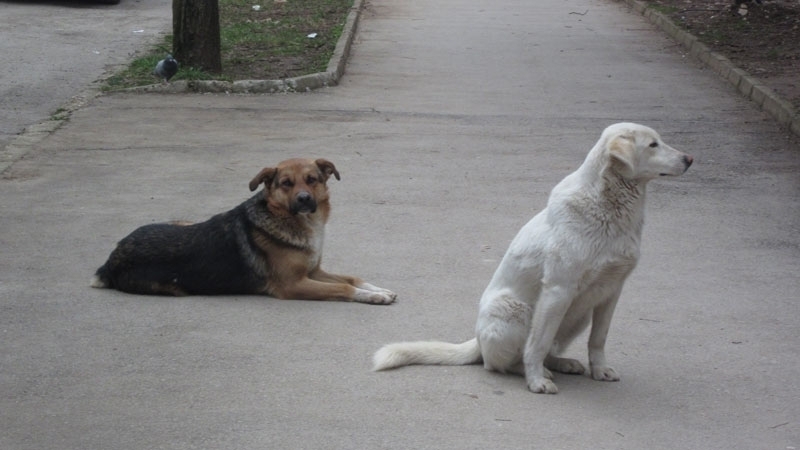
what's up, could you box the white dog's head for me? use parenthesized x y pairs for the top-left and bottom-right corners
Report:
(601, 122), (693, 180)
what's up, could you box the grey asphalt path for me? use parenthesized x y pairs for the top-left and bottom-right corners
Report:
(0, 0), (171, 151)
(2, 0), (799, 449)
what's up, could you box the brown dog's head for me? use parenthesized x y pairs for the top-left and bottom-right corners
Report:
(248, 158), (340, 215)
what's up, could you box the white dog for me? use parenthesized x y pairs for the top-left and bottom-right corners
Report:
(373, 123), (693, 394)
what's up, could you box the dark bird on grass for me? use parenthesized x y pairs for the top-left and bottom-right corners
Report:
(153, 55), (178, 83)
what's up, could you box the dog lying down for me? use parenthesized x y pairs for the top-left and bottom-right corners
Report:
(91, 158), (397, 305)
(373, 123), (693, 393)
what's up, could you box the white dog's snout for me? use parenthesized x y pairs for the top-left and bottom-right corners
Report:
(651, 142), (694, 177)
(683, 154), (694, 171)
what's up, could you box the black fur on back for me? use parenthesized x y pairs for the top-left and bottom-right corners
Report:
(94, 193), (280, 296)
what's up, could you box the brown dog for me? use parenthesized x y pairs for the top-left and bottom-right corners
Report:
(90, 158), (397, 304)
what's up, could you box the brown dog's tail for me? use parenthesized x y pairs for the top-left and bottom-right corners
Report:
(90, 265), (111, 289)
(372, 338), (481, 371)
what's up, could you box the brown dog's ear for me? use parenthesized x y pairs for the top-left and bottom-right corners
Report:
(608, 135), (636, 178)
(249, 167), (278, 192)
(315, 158), (340, 181)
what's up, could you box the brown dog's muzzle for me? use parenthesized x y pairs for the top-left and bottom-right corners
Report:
(290, 191), (317, 214)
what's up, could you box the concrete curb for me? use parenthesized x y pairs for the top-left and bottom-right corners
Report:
(130, 0), (363, 94)
(622, 0), (800, 137)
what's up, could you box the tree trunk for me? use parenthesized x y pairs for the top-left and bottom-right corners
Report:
(172, 0), (222, 74)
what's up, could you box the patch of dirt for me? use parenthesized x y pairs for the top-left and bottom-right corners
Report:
(646, 0), (800, 110)
(220, 0), (352, 81)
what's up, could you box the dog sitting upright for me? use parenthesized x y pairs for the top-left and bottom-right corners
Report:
(372, 123), (692, 392)
(91, 158), (397, 305)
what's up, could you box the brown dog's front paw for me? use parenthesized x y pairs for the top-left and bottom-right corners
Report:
(355, 289), (397, 305)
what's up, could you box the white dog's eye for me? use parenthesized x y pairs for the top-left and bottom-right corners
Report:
(649, 142), (659, 148)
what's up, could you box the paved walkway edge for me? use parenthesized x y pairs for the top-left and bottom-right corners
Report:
(0, 92), (99, 174)
(622, 0), (800, 137)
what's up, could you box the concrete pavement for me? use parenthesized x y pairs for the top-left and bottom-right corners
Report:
(1, 0), (798, 449)
(0, 0), (172, 152)
(622, 0), (800, 137)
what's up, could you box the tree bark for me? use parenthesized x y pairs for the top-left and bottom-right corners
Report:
(172, 0), (222, 74)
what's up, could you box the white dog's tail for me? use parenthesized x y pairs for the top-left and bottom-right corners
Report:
(372, 338), (481, 371)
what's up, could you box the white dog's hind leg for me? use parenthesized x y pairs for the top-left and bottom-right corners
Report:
(476, 290), (530, 374)
(478, 323), (525, 374)
(544, 354), (585, 375)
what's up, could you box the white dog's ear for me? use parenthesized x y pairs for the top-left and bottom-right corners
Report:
(608, 135), (636, 178)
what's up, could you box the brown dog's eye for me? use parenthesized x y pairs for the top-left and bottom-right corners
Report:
(280, 179), (293, 188)
(649, 142), (659, 148)
(307, 176), (317, 185)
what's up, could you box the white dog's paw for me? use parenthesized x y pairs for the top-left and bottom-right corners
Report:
(548, 357), (586, 375)
(590, 365), (620, 382)
(527, 376), (559, 394)
(354, 288), (397, 305)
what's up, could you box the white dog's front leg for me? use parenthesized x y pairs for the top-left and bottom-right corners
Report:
(524, 285), (573, 394)
(588, 293), (621, 382)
